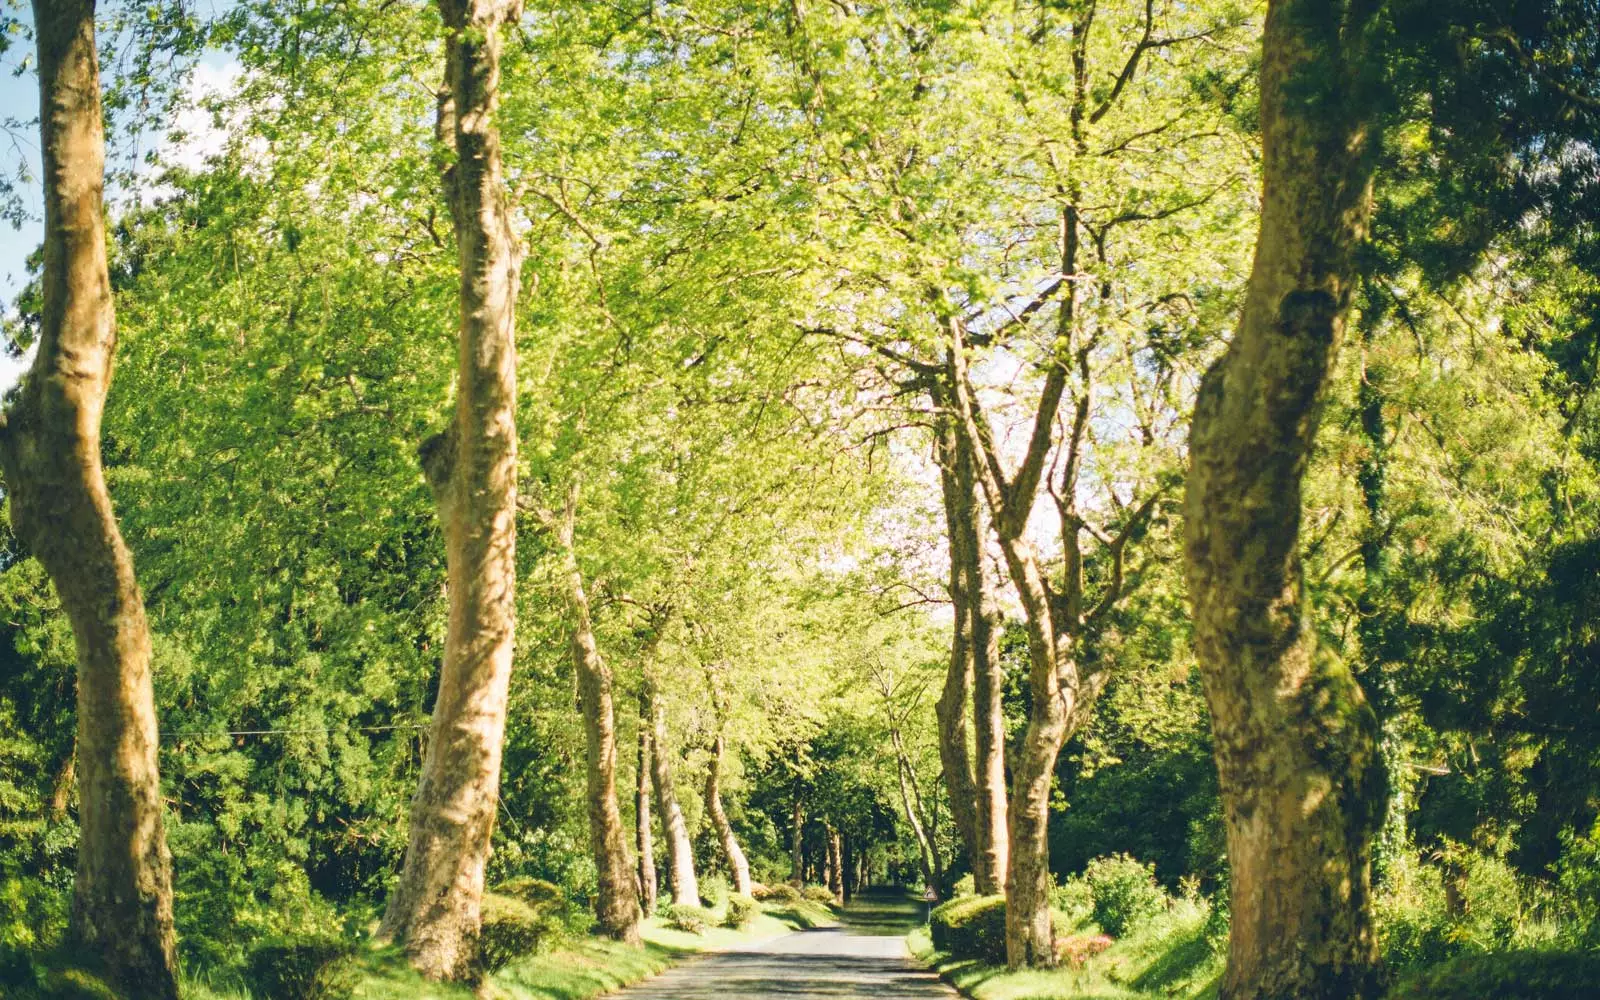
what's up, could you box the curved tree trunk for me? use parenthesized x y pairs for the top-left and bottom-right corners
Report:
(557, 516), (641, 943)
(0, 4), (178, 994)
(635, 693), (658, 914)
(1183, 4), (1385, 998)
(377, 0), (522, 979)
(705, 732), (752, 897)
(646, 675), (699, 906)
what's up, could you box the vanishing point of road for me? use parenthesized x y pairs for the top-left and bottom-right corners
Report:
(612, 892), (959, 1000)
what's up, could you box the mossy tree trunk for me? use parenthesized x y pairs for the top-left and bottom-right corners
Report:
(705, 732), (752, 897)
(0, 3), (178, 994)
(1183, 2), (1386, 997)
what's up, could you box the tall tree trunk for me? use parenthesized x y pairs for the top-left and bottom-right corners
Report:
(556, 512), (641, 944)
(790, 795), (805, 886)
(635, 693), (658, 914)
(1183, 3), (1385, 998)
(705, 732), (752, 897)
(841, 835), (855, 902)
(826, 825), (844, 903)
(0, 4), (178, 993)
(645, 674), (699, 906)
(378, 0), (522, 979)
(932, 399), (983, 889)
(889, 724), (938, 893)
(969, 549), (1008, 895)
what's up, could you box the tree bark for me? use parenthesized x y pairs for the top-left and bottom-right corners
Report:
(1183, 3), (1385, 998)
(635, 692), (658, 914)
(645, 674), (699, 906)
(378, 0), (522, 979)
(0, 4), (178, 994)
(931, 401), (983, 889)
(826, 825), (844, 903)
(556, 514), (641, 943)
(969, 549), (1008, 896)
(933, 387), (1011, 896)
(790, 795), (805, 886)
(705, 732), (752, 897)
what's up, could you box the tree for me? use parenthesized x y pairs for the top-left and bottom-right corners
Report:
(0, 2), (180, 994)
(1183, 1), (1388, 997)
(378, 0), (522, 979)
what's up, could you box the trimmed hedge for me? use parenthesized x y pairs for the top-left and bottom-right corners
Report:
(803, 885), (836, 905)
(723, 894), (758, 929)
(244, 936), (360, 1000)
(1388, 950), (1600, 1000)
(753, 884), (802, 904)
(666, 904), (709, 934)
(478, 892), (556, 973)
(929, 895), (1009, 964)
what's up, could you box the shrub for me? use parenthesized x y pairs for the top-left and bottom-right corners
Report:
(951, 874), (976, 899)
(1052, 874), (1094, 921)
(666, 903), (709, 934)
(1558, 820), (1600, 946)
(493, 877), (565, 909)
(803, 885), (836, 905)
(723, 894), (758, 929)
(1388, 950), (1600, 1000)
(700, 874), (729, 909)
(929, 895), (1009, 964)
(244, 936), (360, 1000)
(1056, 933), (1114, 969)
(753, 883), (802, 904)
(478, 892), (555, 973)
(1085, 854), (1167, 937)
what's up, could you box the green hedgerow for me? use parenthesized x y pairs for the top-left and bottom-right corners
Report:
(929, 895), (1009, 964)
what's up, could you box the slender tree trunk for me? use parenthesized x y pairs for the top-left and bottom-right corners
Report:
(1183, 3), (1385, 998)
(970, 550), (1009, 895)
(932, 400), (982, 888)
(826, 826), (844, 903)
(0, 4), (178, 993)
(790, 795), (805, 886)
(645, 675), (699, 906)
(705, 732), (752, 896)
(557, 521), (641, 943)
(842, 835), (854, 902)
(635, 694), (658, 914)
(889, 727), (937, 893)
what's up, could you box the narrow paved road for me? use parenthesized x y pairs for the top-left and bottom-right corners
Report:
(613, 893), (956, 1000)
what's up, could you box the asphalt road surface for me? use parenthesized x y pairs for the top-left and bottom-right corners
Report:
(612, 894), (956, 1000)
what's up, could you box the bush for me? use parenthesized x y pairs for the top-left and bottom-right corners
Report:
(1388, 950), (1600, 1000)
(478, 892), (556, 973)
(244, 936), (360, 1000)
(753, 883), (802, 904)
(723, 894), (758, 929)
(700, 873), (729, 909)
(1052, 874), (1094, 921)
(1085, 854), (1167, 937)
(951, 874), (976, 899)
(493, 877), (565, 909)
(666, 904), (709, 934)
(929, 895), (1009, 964)
(803, 885), (836, 905)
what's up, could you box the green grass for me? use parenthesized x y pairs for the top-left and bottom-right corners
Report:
(909, 900), (1222, 1000)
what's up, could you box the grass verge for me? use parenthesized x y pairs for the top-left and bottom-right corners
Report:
(175, 899), (838, 1000)
(908, 900), (1222, 1000)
